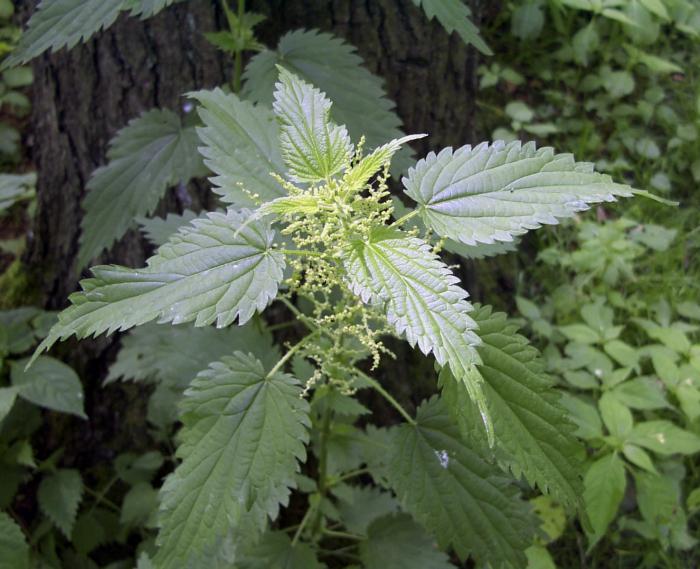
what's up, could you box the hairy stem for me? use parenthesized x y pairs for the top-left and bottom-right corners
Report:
(232, 0), (245, 93)
(312, 400), (333, 539)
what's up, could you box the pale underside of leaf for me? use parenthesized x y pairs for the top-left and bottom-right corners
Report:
(403, 141), (634, 246)
(273, 67), (353, 182)
(441, 305), (585, 510)
(79, 109), (204, 269)
(191, 89), (286, 205)
(342, 227), (490, 434)
(154, 353), (310, 569)
(387, 396), (532, 568)
(138, 210), (201, 247)
(35, 210), (284, 362)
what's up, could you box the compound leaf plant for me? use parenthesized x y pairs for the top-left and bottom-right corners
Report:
(31, 66), (640, 568)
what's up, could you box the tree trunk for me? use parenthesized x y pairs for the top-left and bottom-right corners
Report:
(17, 0), (485, 465)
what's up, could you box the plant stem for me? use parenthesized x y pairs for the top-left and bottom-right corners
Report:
(329, 467), (369, 487)
(88, 474), (119, 515)
(232, 0), (245, 93)
(390, 208), (421, 228)
(353, 368), (416, 425)
(323, 529), (363, 541)
(311, 401), (333, 539)
(291, 502), (316, 547)
(266, 329), (320, 378)
(84, 486), (121, 513)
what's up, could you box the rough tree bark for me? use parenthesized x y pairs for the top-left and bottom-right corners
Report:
(17, 0), (487, 469)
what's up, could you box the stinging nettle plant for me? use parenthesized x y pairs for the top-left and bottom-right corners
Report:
(32, 67), (642, 568)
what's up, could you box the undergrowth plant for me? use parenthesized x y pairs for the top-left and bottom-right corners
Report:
(516, 218), (700, 568)
(22, 64), (652, 568)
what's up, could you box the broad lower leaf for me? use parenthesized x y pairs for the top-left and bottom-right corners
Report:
(128, 0), (178, 18)
(412, 0), (491, 54)
(38, 468), (84, 537)
(0, 512), (29, 569)
(441, 305), (585, 510)
(583, 453), (626, 546)
(238, 531), (325, 569)
(334, 485), (399, 536)
(403, 141), (633, 246)
(273, 67), (353, 182)
(342, 227), (489, 435)
(154, 353), (310, 568)
(3, 0), (179, 68)
(107, 320), (279, 388)
(35, 210), (285, 361)
(191, 89), (286, 205)
(242, 30), (410, 172)
(387, 396), (533, 568)
(360, 513), (455, 569)
(11, 356), (86, 418)
(78, 109), (205, 268)
(138, 210), (200, 247)
(2, 0), (122, 68)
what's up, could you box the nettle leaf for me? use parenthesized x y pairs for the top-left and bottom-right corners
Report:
(127, 0), (179, 19)
(38, 468), (84, 537)
(79, 109), (205, 268)
(35, 210), (284, 361)
(342, 227), (489, 434)
(360, 513), (455, 569)
(387, 397), (533, 568)
(441, 305), (585, 510)
(0, 512), (29, 569)
(107, 320), (278, 388)
(242, 29), (410, 172)
(411, 0), (492, 54)
(3, 0), (179, 68)
(2, 0), (122, 68)
(273, 68), (353, 182)
(138, 210), (200, 247)
(334, 485), (399, 536)
(191, 89), (285, 205)
(238, 531), (325, 569)
(403, 141), (633, 246)
(154, 353), (310, 568)
(11, 356), (86, 418)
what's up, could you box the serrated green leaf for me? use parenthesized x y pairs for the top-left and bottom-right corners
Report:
(107, 320), (279, 388)
(273, 67), (353, 182)
(403, 141), (633, 246)
(0, 387), (18, 422)
(127, 0), (178, 18)
(120, 482), (158, 527)
(411, 0), (491, 54)
(441, 305), (585, 510)
(360, 513), (455, 569)
(2, 0), (122, 68)
(387, 396), (533, 568)
(0, 173), (35, 213)
(78, 109), (204, 268)
(191, 89), (286, 205)
(10, 356), (85, 418)
(242, 30), (410, 172)
(238, 531), (325, 569)
(342, 227), (489, 436)
(583, 453), (626, 546)
(35, 210), (285, 362)
(0, 511), (29, 569)
(3, 0), (179, 68)
(345, 134), (426, 190)
(154, 353), (310, 568)
(38, 468), (83, 537)
(334, 485), (398, 536)
(138, 210), (200, 247)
